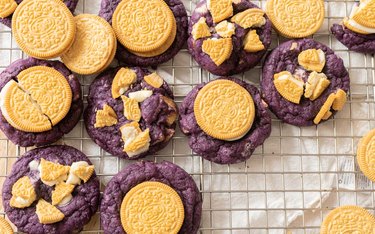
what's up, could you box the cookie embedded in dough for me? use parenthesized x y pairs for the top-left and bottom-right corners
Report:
(230, 8), (265, 29)
(192, 17), (212, 40)
(298, 49), (326, 72)
(111, 68), (137, 99)
(304, 71), (331, 101)
(10, 176), (36, 208)
(94, 104), (118, 128)
(243, 30), (265, 52)
(202, 38), (233, 66)
(36, 199), (65, 224)
(215, 20), (235, 38)
(273, 71), (304, 104)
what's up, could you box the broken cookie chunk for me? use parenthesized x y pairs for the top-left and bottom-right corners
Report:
(230, 8), (265, 29)
(298, 49), (326, 72)
(122, 96), (141, 122)
(39, 159), (70, 187)
(111, 68), (137, 99)
(304, 72), (331, 101)
(52, 182), (75, 206)
(144, 72), (164, 88)
(215, 20), (235, 38)
(36, 199), (65, 224)
(202, 38), (233, 66)
(10, 176), (36, 208)
(192, 17), (212, 40)
(273, 71), (304, 104)
(94, 104), (118, 128)
(243, 30), (264, 52)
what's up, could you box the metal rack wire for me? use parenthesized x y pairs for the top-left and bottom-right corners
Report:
(0, 0), (374, 233)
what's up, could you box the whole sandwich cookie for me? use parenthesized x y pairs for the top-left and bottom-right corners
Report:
(0, 58), (83, 147)
(2, 145), (100, 234)
(320, 205), (375, 234)
(265, 0), (324, 38)
(101, 161), (202, 234)
(261, 39), (350, 126)
(11, 0), (76, 59)
(331, 0), (375, 54)
(0, 0), (78, 28)
(357, 128), (375, 182)
(188, 0), (272, 76)
(179, 77), (272, 164)
(99, 0), (188, 67)
(0, 217), (13, 234)
(84, 67), (178, 159)
(61, 14), (117, 75)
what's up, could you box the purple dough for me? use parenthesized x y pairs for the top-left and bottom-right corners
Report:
(331, 24), (375, 54)
(0, 58), (83, 147)
(261, 39), (350, 126)
(188, 0), (272, 76)
(2, 145), (100, 234)
(100, 160), (202, 234)
(99, 0), (188, 67)
(179, 77), (272, 164)
(84, 67), (178, 159)
(0, 0), (78, 28)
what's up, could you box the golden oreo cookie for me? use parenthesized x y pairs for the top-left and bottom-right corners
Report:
(265, 0), (324, 38)
(0, 217), (13, 234)
(120, 181), (184, 234)
(0, 0), (17, 18)
(17, 66), (72, 126)
(61, 14), (116, 75)
(36, 199), (65, 224)
(112, 0), (176, 53)
(352, 0), (375, 29)
(313, 93), (335, 125)
(12, 0), (75, 59)
(357, 128), (375, 182)
(0, 80), (51, 132)
(321, 205), (375, 234)
(194, 79), (255, 141)
(207, 0), (233, 23)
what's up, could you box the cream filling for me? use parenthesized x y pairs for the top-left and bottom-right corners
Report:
(66, 161), (89, 185)
(126, 143), (150, 157)
(29, 160), (39, 171)
(14, 196), (33, 206)
(128, 90), (153, 102)
(58, 194), (73, 207)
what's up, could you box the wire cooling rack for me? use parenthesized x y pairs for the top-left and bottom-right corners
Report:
(0, 0), (375, 233)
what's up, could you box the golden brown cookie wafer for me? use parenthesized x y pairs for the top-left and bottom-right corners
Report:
(0, 217), (13, 234)
(273, 71), (304, 104)
(0, 0), (17, 18)
(352, 0), (375, 29)
(120, 181), (184, 233)
(192, 17), (211, 40)
(343, 17), (369, 34)
(0, 80), (51, 132)
(61, 14), (117, 75)
(266, 0), (324, 38)
(112, 0), (175, 53)
(17, 66), (72, 126)
(144, 72), (164, 88)
(357, 128), (375, 182)
(111, 68), (137, 99)
(10, 176), (36, 208)
(298, 49), (326, 72)
(128, 17), (177, 57)
(12, 0), (76, 59)
(207, 0), (233, 23)
(243, 30), (265, 52)
(332, 89), (347, 111)
(52, 182), (75, 206)
(313, 93), (335, 124)
(36, 199), (65, 224)
(94, 104), (118, 128)
(194, 79), (255, 141)
(230, 8), (265, 29)
(202, 38), (233, 66)
(320, 205), (375, 234)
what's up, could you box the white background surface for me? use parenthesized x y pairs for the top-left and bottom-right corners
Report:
(0, 0), (375, 233)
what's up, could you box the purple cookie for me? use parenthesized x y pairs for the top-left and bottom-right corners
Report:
(188, 0), (272, 76)
(2, 145), (100, 234)
(0, 58), (83, 147)
(100, 160), (202, 234)
(261, 39), (350, 126)
(0, 0), (78, 28)
(84, 67), (178, 159)
(99, 0), (188, 67)
(179, 77), (272, 164)
(331, 24), (375, 54)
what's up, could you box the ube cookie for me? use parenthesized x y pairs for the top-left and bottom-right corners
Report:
(261, 39), (350, 126)
(331, 1), (375, 54)
(2, 145), (100, 233)
(188, 0), (272, 76)
(84, 67), (178, 159)
(101, 160), (202, 234)
(0, 58), (83, 147)
(179, 77), (272, 164)
(99, 0), (188, 67)
(0, 0), (78, 28)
